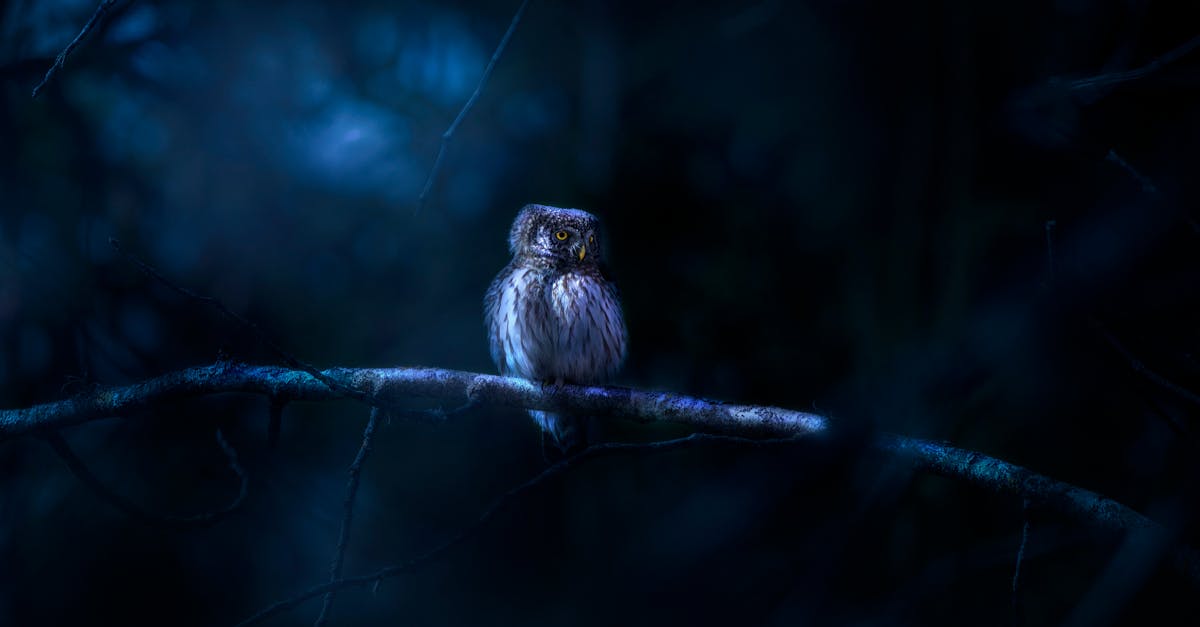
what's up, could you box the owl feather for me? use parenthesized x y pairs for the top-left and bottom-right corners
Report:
(484, 204), (628, 451)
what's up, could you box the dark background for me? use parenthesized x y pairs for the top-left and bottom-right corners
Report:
(3, 0), (1200, 625)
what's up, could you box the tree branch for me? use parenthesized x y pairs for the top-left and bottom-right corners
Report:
(314, 408), (381, 626)
(877, 434), (1200, 583)
(234, 432), (791, 627)
(1090, 318), (1200, 410)
(415, 0), (531, 214)
(3, 362), (1197, 587)
(31, 0), (124, 99)
(0, 362), (827, 440)
(1011, 500), (1031, 627)
(1068, 33), (1200, 94)
(42, 427), (247, 529)
(110, 238), (371, 404)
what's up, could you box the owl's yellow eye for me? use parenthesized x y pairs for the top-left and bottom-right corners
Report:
(589, 235), (594, 244)
(555, 230), (569, 241)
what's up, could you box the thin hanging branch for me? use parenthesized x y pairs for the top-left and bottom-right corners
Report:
(4, 362), (1199, 618)
(1068, 32), (1200, 94)
(1011, 500), (1032, 627)
(1090, 318), (1200, 410)
(415, 0), (531, 213)
(32, 0), (125, 99)
(110, 238), (369, 403)
(233, 432), (793, 627)
(314, 408), (382, 627)
(3, 361), (1197, 574)
(877, 435), (1200, 583)
(234, 428), (1200, 627)
(42, 428), (247, 529)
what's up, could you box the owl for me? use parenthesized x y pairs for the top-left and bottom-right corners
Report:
(484, 204), (628, 451)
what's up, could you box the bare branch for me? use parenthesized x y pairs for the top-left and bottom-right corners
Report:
(1091, 319), (1200, 410)
(31, 0), (124, 99)
(1104, 149), (1158, 193)
(233, 433), (787, 627)
(110, 238), (374, 405)
(234, 425), (1200, 625)
(42, 428), (247, 529)
(877, 434), (1152, 533)
(877, 434), (1200, 584)
(1068, 33), (1200, 94)
(314, 408), (382, 627)
(1011, 500), (1031, 627)
(0, 362), (828, 440)
(4, 360), (1196, 572)
(415, 0), (531, 214)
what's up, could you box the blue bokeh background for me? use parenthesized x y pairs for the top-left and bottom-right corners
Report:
(2, 0), (1200, 625)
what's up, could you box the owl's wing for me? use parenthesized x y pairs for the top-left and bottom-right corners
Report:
(601, 277), (629, 371)
(483, 268), (510, 375)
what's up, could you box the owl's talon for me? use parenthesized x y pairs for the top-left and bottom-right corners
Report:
(538, 378), (566, 394)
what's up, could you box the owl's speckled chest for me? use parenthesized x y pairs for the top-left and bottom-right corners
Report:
(485, 263), (627, 385)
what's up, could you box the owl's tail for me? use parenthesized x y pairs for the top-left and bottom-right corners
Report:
(529, 410), (588, 454)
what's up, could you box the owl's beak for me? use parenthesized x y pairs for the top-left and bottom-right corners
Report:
(578, 245), (587, 261)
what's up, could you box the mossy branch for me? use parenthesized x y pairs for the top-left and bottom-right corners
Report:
(3, 361), (1196, 596)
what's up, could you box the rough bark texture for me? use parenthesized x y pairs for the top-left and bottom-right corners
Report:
(3, 361), (1196, 585)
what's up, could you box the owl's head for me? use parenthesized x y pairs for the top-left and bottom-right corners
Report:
(508, 204), (605, 267)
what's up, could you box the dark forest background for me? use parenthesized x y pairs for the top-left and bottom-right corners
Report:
(3, 0), (1200, 625)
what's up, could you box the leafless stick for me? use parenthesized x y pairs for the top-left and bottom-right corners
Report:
(314, 408), (382, 627)
(0, 363), (830, 440)
(1105, 150), (1158, 193)
(1090, 319), (1200, 409)
(233, 433), (786, 627)
(877, 434), (1200, 585)
(1069, 33), (1200, 93)
(1012, 499), (1031, 627)
(110, 239), (465, 425)
(109, 238), (371, 404)
(415, 0), (531, 214)
(4, 363), (1197, 584)
(43, 428), (247, 529)
(32, 0), (123, 99)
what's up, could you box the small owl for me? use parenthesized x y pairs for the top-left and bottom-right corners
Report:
(484, 204), (628, 451)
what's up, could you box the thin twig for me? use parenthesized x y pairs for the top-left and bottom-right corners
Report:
(5, 363), (1198, 581)
(32, 0), (123, 99)
(314, 408), (382, 627)
(1012, 499), (1031, 627)
(1104, 150), (1158, 193)
(1090, 318), (1200, 409)
(415, 0), (531, 214)
(1068, 33), (1200, 93)
(109, 238), (370, 404)
(234, 433), (790, 627)
(42, 428), (247, 529)
(110, 239), (466, 424)
(1131, 379), (1193, 442)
